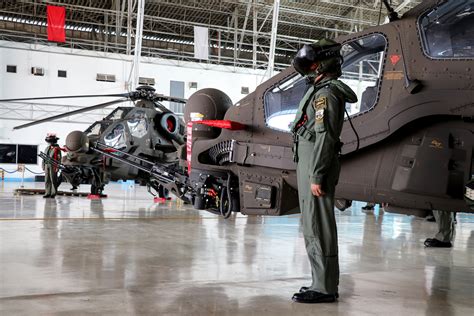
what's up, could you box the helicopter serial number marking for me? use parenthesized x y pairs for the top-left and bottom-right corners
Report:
(384, 71), (404, 80)
(429, 139), (443, 149)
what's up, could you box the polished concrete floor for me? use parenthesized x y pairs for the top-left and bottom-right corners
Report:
(0, 182), (473, 315)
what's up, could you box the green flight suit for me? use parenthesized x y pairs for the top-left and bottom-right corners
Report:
(291, 77), (357, 295)
(433, 210), (455, 242)
(43, 145), (62, 196)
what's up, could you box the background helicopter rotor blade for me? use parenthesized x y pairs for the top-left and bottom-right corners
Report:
(154, 95), (187, 104)
(13, 98), (130, 130)
(0, 93), (130, 103)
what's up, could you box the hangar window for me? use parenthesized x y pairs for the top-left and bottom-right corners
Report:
(419, 0), (474, 58)
(6, 65), (16, 73)
(264, 74), (309, 132)
(340, 33), (387, 116)
(58, 70), (67, 78)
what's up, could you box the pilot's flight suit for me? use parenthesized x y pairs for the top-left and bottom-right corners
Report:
(433, 210), (455, 242)
(291, 77), (357, 295)
(43, 144), (62, 197)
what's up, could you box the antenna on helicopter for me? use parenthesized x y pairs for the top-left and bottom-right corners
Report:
(382, 0), (399, 22)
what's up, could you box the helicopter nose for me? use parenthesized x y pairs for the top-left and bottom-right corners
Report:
(65, 130), (90, 153)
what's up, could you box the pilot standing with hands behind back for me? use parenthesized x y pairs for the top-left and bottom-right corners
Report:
(290, 39), (357, 303)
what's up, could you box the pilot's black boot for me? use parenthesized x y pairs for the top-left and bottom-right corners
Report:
(43, 195), (51, 198)
(299, 287), (339, 297)
(424, 238), (452, 248)
(362, 204), (374, 211)
(292, 290), (338, 303)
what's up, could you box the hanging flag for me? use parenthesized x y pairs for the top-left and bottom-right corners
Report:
(194, 26), (209, 60)
(47, 5), (66, 43)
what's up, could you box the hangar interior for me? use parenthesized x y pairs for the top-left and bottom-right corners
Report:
(0, 0), (473, 315)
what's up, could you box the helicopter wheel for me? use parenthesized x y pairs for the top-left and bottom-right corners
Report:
(219, 187), (232, 218)
(158, 185), (170, 199)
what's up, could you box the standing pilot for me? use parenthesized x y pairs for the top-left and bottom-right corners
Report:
(43, 133), (62, 198)
(424, 210), (456, 248)
(290, 39), (357, 303)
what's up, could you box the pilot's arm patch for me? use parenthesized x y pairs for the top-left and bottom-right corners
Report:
(313, 97), (327, 122)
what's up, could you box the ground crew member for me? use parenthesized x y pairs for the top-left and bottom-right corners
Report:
(290, 39), (357, 303)
(424, 211), (455, 247)
(43, 133), (62, 198)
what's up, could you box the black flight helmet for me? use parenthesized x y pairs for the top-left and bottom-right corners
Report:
(45, 133), (59, 144)
(292, 38), (342, 76)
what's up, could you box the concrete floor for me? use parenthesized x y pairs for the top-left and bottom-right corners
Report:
(0, 182), (473, 316)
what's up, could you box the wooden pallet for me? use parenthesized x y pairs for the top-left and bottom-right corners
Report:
(14, 188), (90, 197)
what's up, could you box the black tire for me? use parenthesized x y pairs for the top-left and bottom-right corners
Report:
(193, 194), (205, 210)
(219, 187), (232, 218)
(158, 185), (170, 199)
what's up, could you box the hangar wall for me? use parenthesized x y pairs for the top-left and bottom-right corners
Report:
(0, 41), (269, 180)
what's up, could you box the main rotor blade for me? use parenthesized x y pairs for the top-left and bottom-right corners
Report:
(154, 95), (187, 104)
(13, 98), (129, 130)
(0, 93), (130, 103)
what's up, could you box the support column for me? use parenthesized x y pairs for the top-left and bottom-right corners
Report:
(233, 7), (238, 67)
(131, 0), (145, 90)
(267, 0), (280, 78)
(252, 0), (257, 69)
(126, 0), (133, 55)
(217, 30), (221, 63)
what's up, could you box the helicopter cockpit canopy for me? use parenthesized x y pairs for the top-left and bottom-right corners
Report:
(104, 123), (127, 151)
(264, 33), (387, 132)
(85, 122), (109, 137)
(127, 109), (148, 138)
(105, 107), (133, 121)
(419, 0), (474, 58)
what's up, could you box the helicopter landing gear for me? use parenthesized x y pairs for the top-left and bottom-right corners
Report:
(148, 180), (171, 202)
(219, 175), (240, 218)
(154, 185), (171, 203)
(158, 185), (170, 200)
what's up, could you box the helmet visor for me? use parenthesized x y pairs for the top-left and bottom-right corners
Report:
(292, 44), (316, 76)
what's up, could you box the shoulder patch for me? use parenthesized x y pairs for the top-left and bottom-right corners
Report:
(313, 96), (327, 110)
(313, 96), (327, 123)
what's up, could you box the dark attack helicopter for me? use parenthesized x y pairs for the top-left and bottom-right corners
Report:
(95, 0), (473, 217)
(2, 86), (186, 197)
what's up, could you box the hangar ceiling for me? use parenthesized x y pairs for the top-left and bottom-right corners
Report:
(0, 0), (421, 70)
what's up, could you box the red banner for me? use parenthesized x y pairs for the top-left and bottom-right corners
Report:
(47, 5), (66, 43)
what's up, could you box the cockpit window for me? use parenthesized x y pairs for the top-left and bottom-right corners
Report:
(85, 122), (102, 136)
(264, 34), (387, 132)
(340, 33), (387, 116)
(105, 108), (132, 121)
(104, 123), (127, 151)
(127, 110), (148, 138)
(419, 0), (474, 58)
(264, 74), (310, 132)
